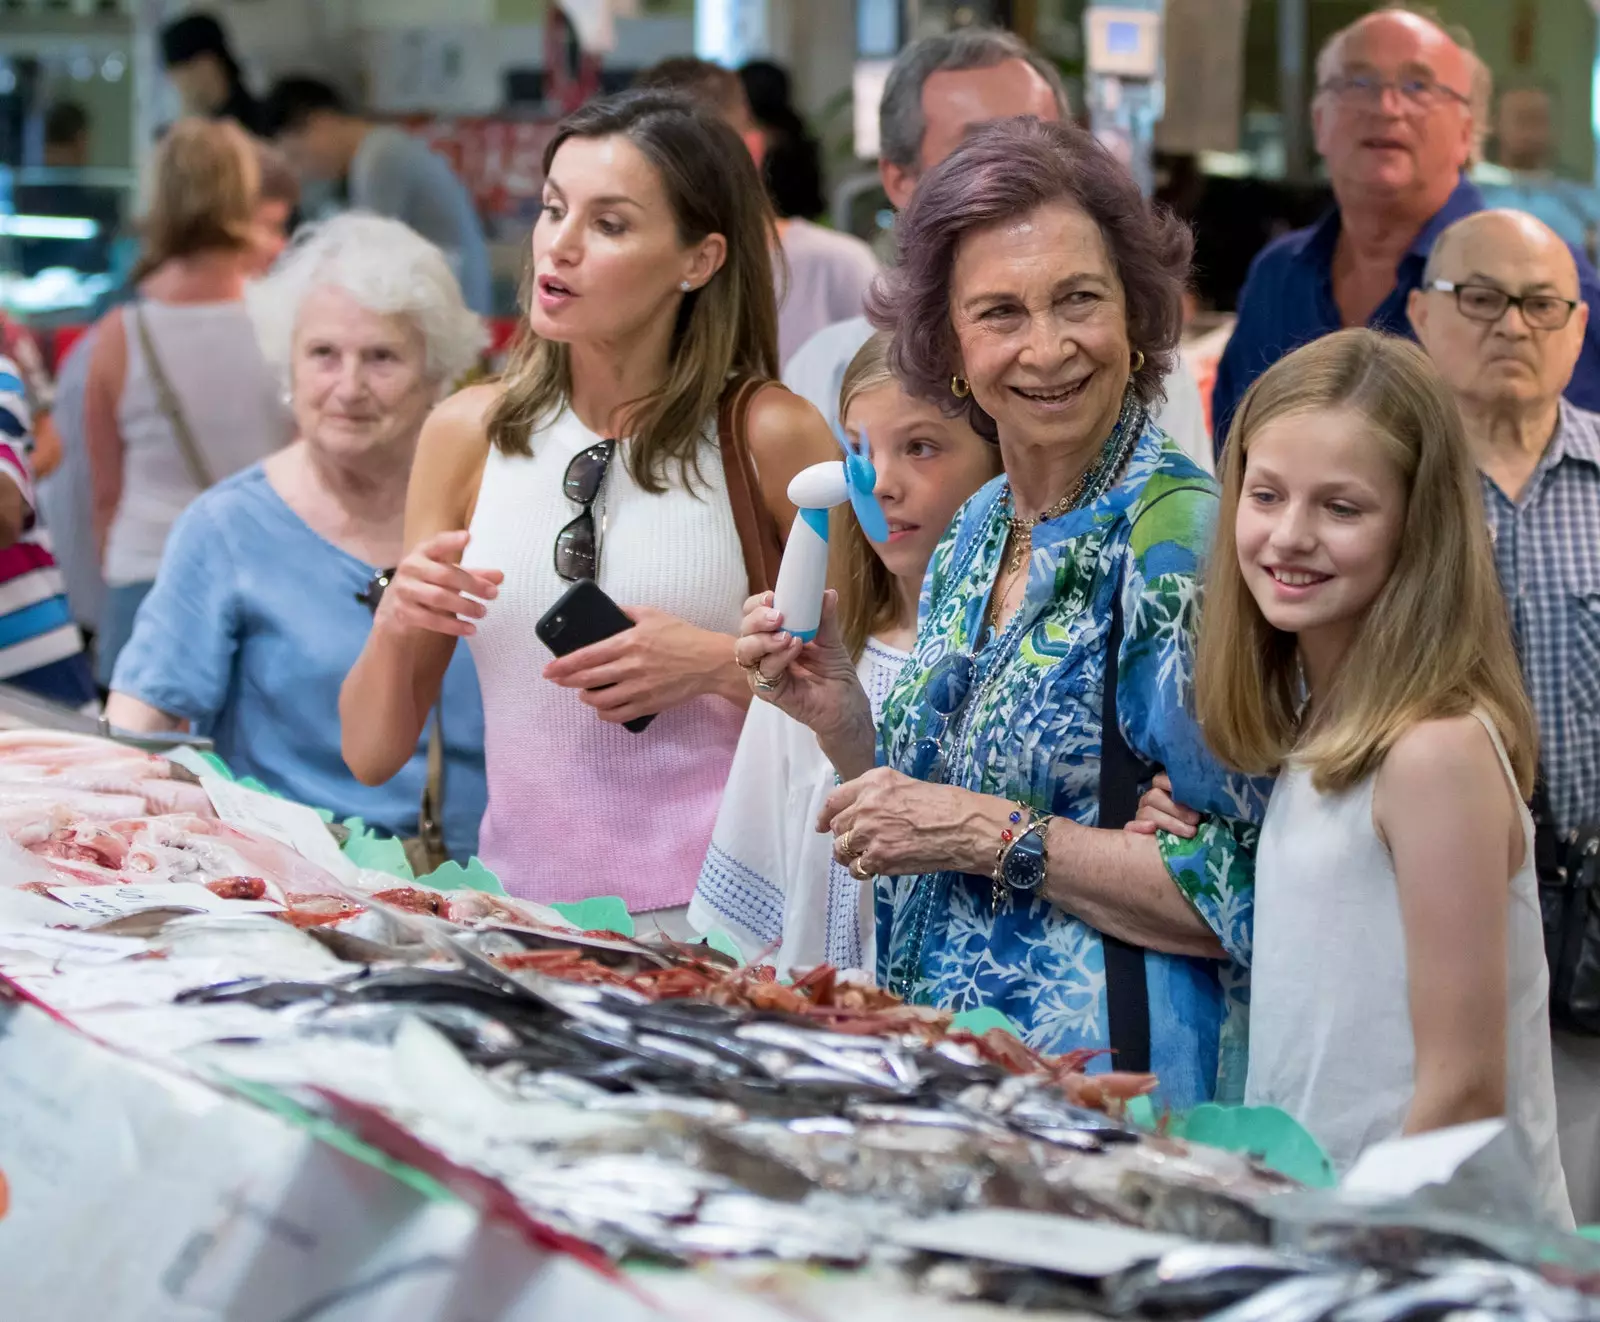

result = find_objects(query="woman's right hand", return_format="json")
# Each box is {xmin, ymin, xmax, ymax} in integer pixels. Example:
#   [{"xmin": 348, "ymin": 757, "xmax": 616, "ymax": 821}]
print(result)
[
  {"xmin": 735, "ymin": 589, "xmax": 874, "ymax": 764},
  {"xmin": 374, "ymin": 529, "xmax": 503, "ymax": 640}
]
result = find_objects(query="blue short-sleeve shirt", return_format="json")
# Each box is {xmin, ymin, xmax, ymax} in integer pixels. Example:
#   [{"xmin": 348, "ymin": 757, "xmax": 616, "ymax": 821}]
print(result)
[
  {"xmin": 111, "ymin": 465, "xmax": 487, "ymax": 859},
  {"xmin": 1211, "ymin": 176, "xmax": 1600, "ymax": 454}
]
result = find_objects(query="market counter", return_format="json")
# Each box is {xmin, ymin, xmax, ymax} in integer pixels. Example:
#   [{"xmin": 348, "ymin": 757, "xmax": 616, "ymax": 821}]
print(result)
[{"xmin": 0, "ymin": 726, "xmax": 1596, "ymax": 1322}]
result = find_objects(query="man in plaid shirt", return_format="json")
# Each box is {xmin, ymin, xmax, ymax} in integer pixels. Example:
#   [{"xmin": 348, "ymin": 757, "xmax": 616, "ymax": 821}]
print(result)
[{"xmin": 1411, "ymin": 207, "xmax": 1600, "ymax": 1220}]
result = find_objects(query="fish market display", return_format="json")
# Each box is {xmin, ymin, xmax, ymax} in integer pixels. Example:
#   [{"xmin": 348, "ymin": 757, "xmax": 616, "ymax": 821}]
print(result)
[{"xmin": 0, "ymin": 728, "xmax": 1598, "ymax": 1320}]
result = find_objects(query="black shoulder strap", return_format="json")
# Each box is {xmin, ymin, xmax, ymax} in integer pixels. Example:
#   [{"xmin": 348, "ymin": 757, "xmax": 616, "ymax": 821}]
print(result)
[{"xmin": 1099, "ymin": 557, "xmax": 1155, "ymax": 1073}]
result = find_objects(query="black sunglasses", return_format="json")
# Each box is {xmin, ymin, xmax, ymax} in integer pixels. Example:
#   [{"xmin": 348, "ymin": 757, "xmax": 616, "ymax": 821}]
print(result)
[
  {"xmin": 555, "ymin": 439, "xmax": 615, "ymax": 582},
  {"xmin": 356, "ymin": 566, "xmax": 397, "ymax": 613}
]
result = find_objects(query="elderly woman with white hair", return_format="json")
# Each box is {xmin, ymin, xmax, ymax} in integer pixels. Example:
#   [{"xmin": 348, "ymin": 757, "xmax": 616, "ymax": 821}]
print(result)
[{"xmin": 106, "ymin": 213, "xmax": 489, "ymax": 862}]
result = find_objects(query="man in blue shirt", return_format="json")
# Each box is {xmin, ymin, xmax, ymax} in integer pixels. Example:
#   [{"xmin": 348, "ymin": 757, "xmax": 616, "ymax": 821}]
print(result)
[{"xmin": 1212, "ymin": 7, "xmax": 1600, "ymax": 454}]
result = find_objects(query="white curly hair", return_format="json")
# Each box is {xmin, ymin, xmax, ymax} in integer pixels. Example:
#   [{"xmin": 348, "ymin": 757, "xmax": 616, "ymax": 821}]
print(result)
[{"xmin": 247, "ymin": 212, "xmax": 488, "ymax": 390}]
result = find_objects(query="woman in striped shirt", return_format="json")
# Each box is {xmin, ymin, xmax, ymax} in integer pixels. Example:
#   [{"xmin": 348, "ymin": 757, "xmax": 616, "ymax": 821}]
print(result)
[{"xmin": 0, "ymin": 356, "xmax": 95, "ymax": 706}]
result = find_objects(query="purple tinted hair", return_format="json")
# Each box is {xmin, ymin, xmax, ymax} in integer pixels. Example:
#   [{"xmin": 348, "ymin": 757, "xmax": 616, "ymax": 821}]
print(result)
[{"xmin": 867, "ymin": 116, "xmax": 1193, "ymax": 439}]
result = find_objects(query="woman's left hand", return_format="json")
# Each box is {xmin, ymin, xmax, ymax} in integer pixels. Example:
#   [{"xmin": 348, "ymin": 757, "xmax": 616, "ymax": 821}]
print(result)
[
  {"xmin": 819, "ymin": 767, "xmax": 1012, "ymax": 878},
  {"xmin": 543, "ymin": 605, "xmax": 738, "ymax": 723}
]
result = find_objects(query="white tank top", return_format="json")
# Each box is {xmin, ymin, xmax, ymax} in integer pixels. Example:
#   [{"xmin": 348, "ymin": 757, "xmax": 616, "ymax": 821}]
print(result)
[
  {"xmin": 107, "ymin": 301, "xmax": 287, "ymax": 586},
  {"xmin": 1246, "ymin": 710, "xmax": 1572, "ymax": 1226},
  {"xmin": 465, "ymin": 406, "xmax": 749, "ymax": 910}
]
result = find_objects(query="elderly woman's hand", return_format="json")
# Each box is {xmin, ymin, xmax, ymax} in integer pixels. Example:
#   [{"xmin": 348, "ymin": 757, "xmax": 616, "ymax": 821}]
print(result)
[
  {"xmin": 543, "ymin": 605, "xmax": 740, "ymax": 722},
  {"xmin": 735, "ymin": 589, "xmax": 876, "ymax": 776},
  {"xmin": 819, "ymin": 767, "xmax": 1017, "ymax": 879},
  {"xmin": 375, "ymin": 530, "xmax": 503, "ymax": 639}
]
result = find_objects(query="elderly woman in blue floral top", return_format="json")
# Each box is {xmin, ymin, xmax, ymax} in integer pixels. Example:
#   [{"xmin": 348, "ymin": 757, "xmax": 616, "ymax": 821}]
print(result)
[{"xmin": 735, "ymin": 117, "xmax": 1265, "ymax": 1109}]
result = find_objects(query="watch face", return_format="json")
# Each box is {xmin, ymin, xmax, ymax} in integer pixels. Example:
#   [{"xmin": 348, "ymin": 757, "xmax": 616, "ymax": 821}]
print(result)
[{"xmin": 1005, "ymin": 830, "xmax": 1047, "ymax": 891}]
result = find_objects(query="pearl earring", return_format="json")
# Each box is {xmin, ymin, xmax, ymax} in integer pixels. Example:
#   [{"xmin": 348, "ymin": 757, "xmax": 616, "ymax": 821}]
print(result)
[{"xmin": 680, "ymin": 280, "xmax": 693, "ymax": 292}]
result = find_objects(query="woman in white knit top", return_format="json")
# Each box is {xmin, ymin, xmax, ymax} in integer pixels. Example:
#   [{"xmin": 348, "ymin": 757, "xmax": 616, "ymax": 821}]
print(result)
[{"xmin": 342, "ymin": 92, "xmax": 835, "ymax": 926}]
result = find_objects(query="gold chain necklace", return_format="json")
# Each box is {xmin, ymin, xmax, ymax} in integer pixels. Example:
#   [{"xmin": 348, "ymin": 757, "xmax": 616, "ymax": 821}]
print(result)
[{"xmin": 989, "ymin": 473, "xmax": 1089, "ymax": 627}]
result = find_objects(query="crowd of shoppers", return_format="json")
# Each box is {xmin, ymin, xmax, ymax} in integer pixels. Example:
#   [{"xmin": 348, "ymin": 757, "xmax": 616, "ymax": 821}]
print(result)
[
  {"xmin": 83, "ymin": 117, "xmax": 292, "ymax": 681},
  {"xmin": 6, "ymin": 1, "xmax": 1600, "ymax": 1227},
  {"xmin": 106, "ymin": 214, "xmax": 489, "ymax": 863}
]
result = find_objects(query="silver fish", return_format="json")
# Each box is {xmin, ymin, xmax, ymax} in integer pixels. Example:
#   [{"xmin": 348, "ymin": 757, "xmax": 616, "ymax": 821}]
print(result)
[
  {"xmin": 632, "ymin": 1031, "xmax": 746, "ymax": 1079},
  {"xmin": 296, "ymin": 1000, "xmax": 522, "ymax": 1056},
  {"xmin": 1333, "ymin": 1273, "xmax": 1507, "ymax": 1322},
  {"xmin": 1108, "ymin": 1243, "xmax": 1324, "ymax": 1314},
  {"xmin": 1202, "ymin": 1271, "xmax": 1385, "ymax": 1322}
]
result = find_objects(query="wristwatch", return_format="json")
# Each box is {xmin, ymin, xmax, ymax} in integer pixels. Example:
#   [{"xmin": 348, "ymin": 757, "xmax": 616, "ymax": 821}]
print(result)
[{"xmin": 1001, "ymin": 815, "xmax": 1054, "ymax": 894}]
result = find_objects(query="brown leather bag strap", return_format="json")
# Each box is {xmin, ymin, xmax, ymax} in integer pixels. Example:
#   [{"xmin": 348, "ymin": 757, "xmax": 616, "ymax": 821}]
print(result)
[
  {"xmin": 718, "ymin": 377, "xmax": 785, "ymax": 599},
  {"xmin": 132, "ymin": 303, "xmax": 215, "ymax": 492}
]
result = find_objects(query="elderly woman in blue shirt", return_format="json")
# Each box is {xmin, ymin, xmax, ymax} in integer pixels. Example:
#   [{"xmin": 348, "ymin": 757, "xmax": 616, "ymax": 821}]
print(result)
[
  {"xmin": 106, "ymin": 213, "xmax": 488, "ymax": 859},
  {"xmin": 736, "ymin": 118, "xmax": 1265, "ymax": 1109}
]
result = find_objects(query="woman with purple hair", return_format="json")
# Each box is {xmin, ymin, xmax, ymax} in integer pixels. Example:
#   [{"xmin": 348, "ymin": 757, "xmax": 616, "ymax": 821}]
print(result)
[{"xmin": 735, "ymin": 117, "xmax": 1264, "ymax": 1108}]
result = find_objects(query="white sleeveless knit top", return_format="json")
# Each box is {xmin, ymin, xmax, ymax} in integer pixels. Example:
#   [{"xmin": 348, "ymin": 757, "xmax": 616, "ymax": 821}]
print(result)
[
  {"xmin": 107, "ymin": 301, "xmax": 288, "ymax": 586},
  {"xmin": 464, "ymin": 406, "xmax": 749, "ymax": 911},
  {"xmin": 1246, "ymin": 710, "xmax": 1571, "ymax": 1227}
]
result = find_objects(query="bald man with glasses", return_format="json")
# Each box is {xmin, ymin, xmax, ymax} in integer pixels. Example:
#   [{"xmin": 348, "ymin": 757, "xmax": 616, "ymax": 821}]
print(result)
[{"xmin": 1411, "ymin": 208, "xmax": 1600, "ymax": 1222}]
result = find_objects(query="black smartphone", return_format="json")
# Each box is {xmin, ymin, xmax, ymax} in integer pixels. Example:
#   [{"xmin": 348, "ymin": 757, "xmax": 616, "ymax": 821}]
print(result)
[{"xmin": 535, "ymin": 579, "xmax": 655, "ymax": 734}]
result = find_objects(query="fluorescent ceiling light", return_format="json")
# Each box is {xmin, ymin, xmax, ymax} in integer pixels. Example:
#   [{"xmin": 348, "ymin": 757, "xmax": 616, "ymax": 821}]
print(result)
[{"xmin": 0, "ymin": 216, "xmax": 99, "ymax": 240}]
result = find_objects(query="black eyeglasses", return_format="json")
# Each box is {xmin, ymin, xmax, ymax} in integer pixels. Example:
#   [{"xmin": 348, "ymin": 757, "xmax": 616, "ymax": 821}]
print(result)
[
  {"xmin": 1428, "ymin": 279, "xmax": 1580, "ymax": 331},
  {"xmin": 1319, "ymin": 72, "xmax": 1470, "ymax": 110},
  {"xmin": 356, "ymin": 566, "xmax": 397, "ymax": 614},
  {"xmin": 555, "ymin": 440, "xmax": 615, "ymax": 582}
]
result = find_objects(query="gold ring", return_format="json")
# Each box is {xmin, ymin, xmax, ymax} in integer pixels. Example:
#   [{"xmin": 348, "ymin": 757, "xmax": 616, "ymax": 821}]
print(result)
[
  {"xmin": 849, "ymin": 857, "xmax": 872, "ymax": 881},
  {"xmin": 749, "ymin": 666, "xmax": 782, "ymax": 694},
  {"xmin": 840, "ymin": 829, "xmax": 858, "ymax": 860}
]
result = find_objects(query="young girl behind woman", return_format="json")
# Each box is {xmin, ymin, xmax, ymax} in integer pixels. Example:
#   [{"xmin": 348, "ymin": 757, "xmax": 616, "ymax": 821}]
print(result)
[
  {"xmin": 690, "ymin": 333, "xmax": 1000, "ymax": 972},
  {"xmin": 1188, "ymin": 327, "xmax": 1569, "ymax": 1224}
]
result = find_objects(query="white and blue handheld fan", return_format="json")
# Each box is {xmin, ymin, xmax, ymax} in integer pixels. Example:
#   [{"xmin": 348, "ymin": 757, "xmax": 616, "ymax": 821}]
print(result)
[{"xmin": 771, "ymin": 422, "xmax": 889, "ymax": 643}]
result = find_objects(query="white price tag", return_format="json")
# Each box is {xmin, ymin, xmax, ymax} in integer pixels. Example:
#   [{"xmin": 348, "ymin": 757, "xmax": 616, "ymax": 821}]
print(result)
[
  {"xmin": 199, "ymin": 776, "xmax": 355, "ymax": 881},
  {"xmin": 46, "ymin": 883, "xmax": 283, "ymax": 921},
  {"xmin": 886, "ymin": 1209, "xmax": 1188, "ymax": 1277},
  {"xmin": 1343, "ymin": 1118, "xmax": 1511, "ymax": 1197},
  {"xmin": 162, "ymin": 746, "xmax": 213, "ymax": 778}
]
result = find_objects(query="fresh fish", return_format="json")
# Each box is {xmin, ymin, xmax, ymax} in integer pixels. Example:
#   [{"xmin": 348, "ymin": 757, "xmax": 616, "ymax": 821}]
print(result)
[
  {"xmin": 631, "ymin": 1030, "xmax": 746, "ymax": 1080},
  {"xmin": 302, "ymin": 924, "xmax": 434, "ymax": 965},
  {"xmin": 846, "ymin": 1104, "xmax": 987, "ymax": 1131},
  {"xmin": 338, "ymin": 966, "xmax": 518, "ymax": 1003},
  {"xmin": 177, "ymin": 977, "xmax": 346, "ymax": 1009},
  {"xmin": 1107, "ymin": 1244, "xmax": 1325, "ymax": 1315},
  {"xmin": 296, "ymin": 1000, "xmax": 522, "ymax": 1056},
  {"xmin": 1331, "ymin": 1272, "xmax": 1508, "ymax": 1322},
  {"xmin": 1201, "ymin": 1271, "xmax": 1386, "ymax": 1322}
]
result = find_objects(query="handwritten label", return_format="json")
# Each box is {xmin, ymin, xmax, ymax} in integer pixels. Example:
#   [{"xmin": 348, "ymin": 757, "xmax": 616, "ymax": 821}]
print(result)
[
  {"xmin": 199, "ymin": 777, "xmax": 355, "ymax": 881},
  {"xmin": 46, "ymin": 883, "xmax": 282, "ymax": 922}
]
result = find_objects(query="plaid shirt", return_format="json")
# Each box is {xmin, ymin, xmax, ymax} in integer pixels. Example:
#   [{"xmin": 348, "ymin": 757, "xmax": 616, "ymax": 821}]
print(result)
[{"xmin": 1483, "ymin": 399, "xmax": 1600, "ymax": 835}]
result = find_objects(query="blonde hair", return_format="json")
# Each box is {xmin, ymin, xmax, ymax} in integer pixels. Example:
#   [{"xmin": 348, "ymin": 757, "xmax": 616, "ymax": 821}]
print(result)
[
  {"xmin": 486, "ymin": 91, "xmax": 778, "ymax": 494},
  {"xmin": 133, "ymin": 117, "xmax": 259, "ymax": 284},
  {"xmin": 1196, "ymin": 329, "xmax": 1535, "ymax": 795},
  {"xmin": 833, "ymin": 335, "xmax": 901, "ymax": 661},
  {"xmin": 831, "ymin": 332, "xmax": 1002, "ymax": 660}
]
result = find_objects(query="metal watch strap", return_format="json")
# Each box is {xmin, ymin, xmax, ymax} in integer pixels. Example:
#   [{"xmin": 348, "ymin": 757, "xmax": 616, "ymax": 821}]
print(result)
[{"xmin": 999, "ymin": 814, "xmax": 1053, "ymax": 896}]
